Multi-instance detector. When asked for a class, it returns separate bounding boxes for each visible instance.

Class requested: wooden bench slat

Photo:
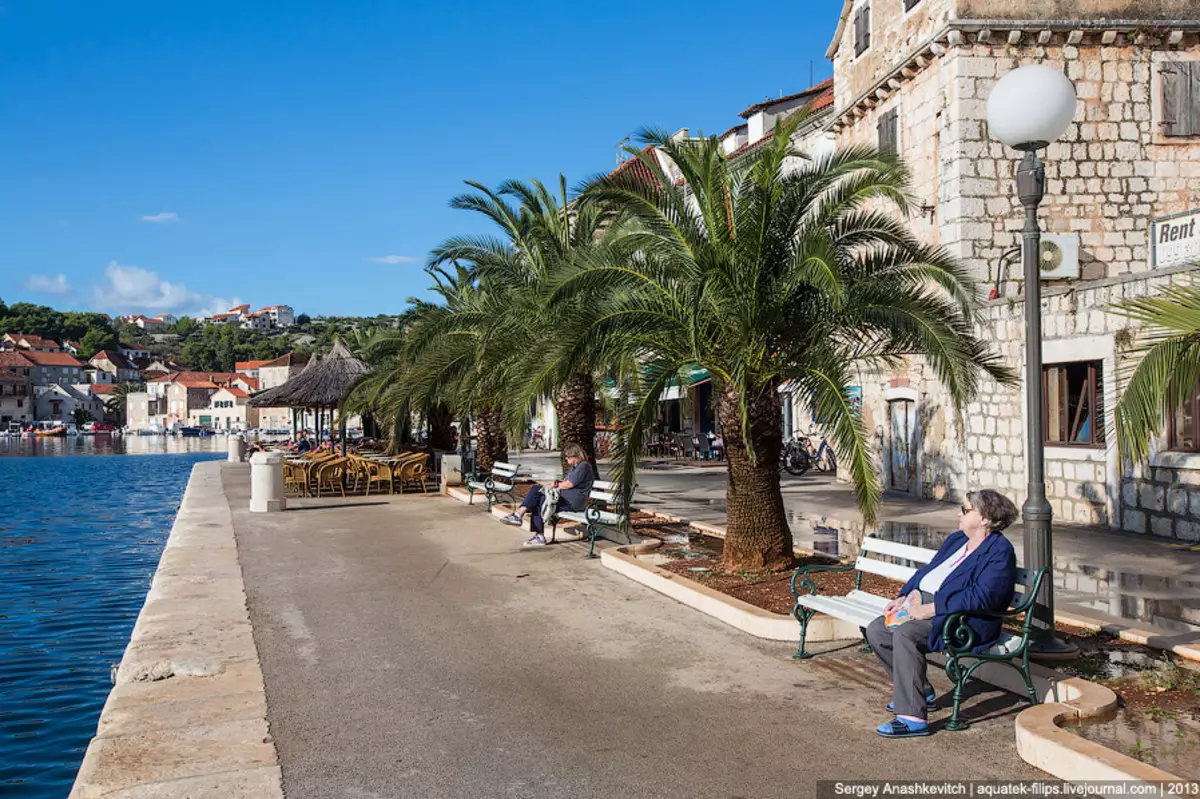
[854,556,919,583]
[860,537,939,564]
[795,596,882,627]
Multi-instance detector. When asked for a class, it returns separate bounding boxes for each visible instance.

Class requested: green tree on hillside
[79,328,119,360]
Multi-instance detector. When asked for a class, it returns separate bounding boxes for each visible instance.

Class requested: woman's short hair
[562,443,587,462]
[967,489,1019,532]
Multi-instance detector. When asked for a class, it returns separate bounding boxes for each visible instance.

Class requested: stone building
[810,0,1200,540]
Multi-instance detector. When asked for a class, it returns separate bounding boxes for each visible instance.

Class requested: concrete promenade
[223,464,1041,798]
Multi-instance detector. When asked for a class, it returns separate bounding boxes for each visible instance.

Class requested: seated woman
[501,443,595,548]
[865,489,1019,739]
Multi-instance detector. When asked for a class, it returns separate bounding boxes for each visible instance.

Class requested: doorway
[889,399,916,493]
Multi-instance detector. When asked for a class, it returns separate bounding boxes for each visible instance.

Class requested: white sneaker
[501,513,522,526]
[522,534,548,547]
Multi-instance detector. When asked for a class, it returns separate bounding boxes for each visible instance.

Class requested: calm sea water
[0,437,226,797]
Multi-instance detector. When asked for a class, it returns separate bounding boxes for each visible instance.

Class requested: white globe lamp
[987,65,1078,151]
[987,64,1080,658]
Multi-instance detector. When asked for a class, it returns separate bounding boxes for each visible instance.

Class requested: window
[854,3,871,56]
[877,108,899,153]
[1167,382,1200,452]
[1043,362,1105,447]
[16,400,22,408]
[1161,61,1200,137]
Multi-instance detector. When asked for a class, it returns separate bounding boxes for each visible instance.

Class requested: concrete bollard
[228,434,246,463]
[249,451,287,512]
[441,454,463,489]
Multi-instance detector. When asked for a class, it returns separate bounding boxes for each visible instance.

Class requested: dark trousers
[865,615,936,719]
[520,485,567,535]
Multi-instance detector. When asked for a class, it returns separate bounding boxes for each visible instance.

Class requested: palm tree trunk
[475,404,508,472]
[427,403,456,451]
[556,371,596,470]
[716,381,794,572]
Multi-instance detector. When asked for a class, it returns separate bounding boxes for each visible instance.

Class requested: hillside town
[0,304,304,435]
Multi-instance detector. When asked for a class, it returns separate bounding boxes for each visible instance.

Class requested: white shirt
[918,543,971,594]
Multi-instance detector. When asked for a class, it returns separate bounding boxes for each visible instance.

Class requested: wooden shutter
[877,108,898,152]
[853,8,864,56]
[862,4,871,54]
[1161,61,1200,137]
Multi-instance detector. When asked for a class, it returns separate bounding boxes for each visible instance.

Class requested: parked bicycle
[802,432,837,473]
[529,425,547,450]
[779,437,812,476]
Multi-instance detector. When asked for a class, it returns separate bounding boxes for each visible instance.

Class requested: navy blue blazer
[898,530,1017,652]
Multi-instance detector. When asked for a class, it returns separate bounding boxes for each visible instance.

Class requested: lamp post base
[1027,633,1080,661]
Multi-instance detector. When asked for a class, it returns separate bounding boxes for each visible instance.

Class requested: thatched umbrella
[250,339,370,453]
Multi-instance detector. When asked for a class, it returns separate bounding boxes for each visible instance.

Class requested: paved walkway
[223,466,1039,798]
[513,452,1200,643]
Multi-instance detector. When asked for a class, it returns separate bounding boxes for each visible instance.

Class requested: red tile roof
[235,374,261,390]
[141,369,168,380]
[22,350,84,367]
[608,145,659,187]
[182,380,219,389]
[224,387,249,398]
[150,371,237,385]
[738,78,833,119]
[89,383,119,394]
[90,350,136,370]
[0,352,34,369]
[235,360,271,371]
[260,352,309,369]
[718,123,748,141]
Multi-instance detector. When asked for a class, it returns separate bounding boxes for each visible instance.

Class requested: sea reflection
[0,434,228,458]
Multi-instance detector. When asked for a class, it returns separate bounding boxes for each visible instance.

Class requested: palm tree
[555,117,1013,571]
[1111,280,1200,465]
[103,381,138,425]
[430,177,615,471]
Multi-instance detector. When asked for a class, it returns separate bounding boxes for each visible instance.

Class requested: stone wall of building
[829,0,953,109]
[820,16,1200,541]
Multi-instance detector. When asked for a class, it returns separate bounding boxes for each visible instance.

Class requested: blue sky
[0,0,839,318]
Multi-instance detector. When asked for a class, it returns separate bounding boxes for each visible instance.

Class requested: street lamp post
[986,65,1079,655]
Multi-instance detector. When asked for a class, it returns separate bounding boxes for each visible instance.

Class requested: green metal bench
[789,535,1049,730]
[466,461,520,512]
[549,480,633,559]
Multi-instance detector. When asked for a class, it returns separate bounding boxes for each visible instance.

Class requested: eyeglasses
[960,504,975,515]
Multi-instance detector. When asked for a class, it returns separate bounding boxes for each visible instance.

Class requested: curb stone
[69,462,282,799]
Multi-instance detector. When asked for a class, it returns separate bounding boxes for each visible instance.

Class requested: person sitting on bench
[866,489,1019,739]
[502,443,594,548]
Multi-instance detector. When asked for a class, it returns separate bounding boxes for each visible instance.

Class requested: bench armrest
[789,562,857,599]
[939,605,1030,654]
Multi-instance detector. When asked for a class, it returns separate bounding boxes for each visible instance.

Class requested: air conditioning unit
[1027,233,1080,280]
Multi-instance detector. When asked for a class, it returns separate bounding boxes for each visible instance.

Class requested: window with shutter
[854,4,871,56]
[877,108,898,152]
[1161,61,1200,138]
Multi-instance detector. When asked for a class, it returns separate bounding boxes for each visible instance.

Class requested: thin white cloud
[23,273,73,294]
[367,255,420,264]
[140,212,180,224]
[194,296,244,318]
[91,261,198,312]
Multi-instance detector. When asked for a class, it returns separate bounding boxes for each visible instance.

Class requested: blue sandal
[886,692,936,713]
[876,718,931,738]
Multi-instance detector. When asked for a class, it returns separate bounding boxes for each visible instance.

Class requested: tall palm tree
[555,117,1013,571]
[1111,280,1200,465]
[431,177,615,471]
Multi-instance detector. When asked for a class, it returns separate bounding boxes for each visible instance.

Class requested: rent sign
[1151,209,1200,269]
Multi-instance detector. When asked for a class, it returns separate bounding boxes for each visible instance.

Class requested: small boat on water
[176,427,213,438]
[35,425,66,437]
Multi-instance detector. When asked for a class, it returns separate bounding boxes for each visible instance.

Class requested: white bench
[790,535,1048,731]
[549,479,632,559]
[466,461,520,511]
